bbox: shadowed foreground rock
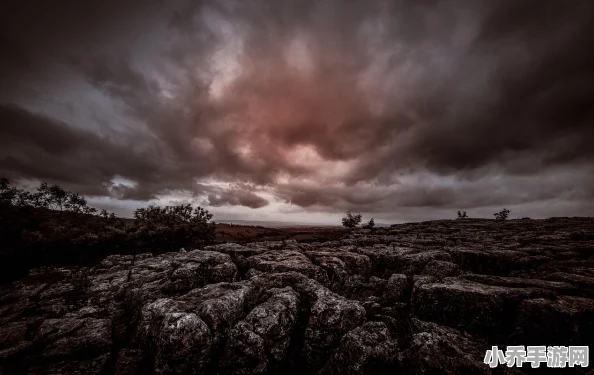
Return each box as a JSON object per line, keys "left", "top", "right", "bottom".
{"left": 1, "top": 217, "right": 593, "bottom": 374}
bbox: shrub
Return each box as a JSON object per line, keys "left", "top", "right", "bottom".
{"left": 0, "top": 177, "right": 17, "bottom": 205}
{"left": 362, "top": 218, "right": 375, "bottom": 229}
{"left": 342, "top": 211, "right": 362, "bottom": 229}
{"left": 0, "top": 178, "right": 217, "bottom": 283}
{"left": 131, "top": 204, "right": 215, "bottom": 250}
{"left": 457, "top": 211, "right": 468, "bottom": 219}
{"left": 494, "top": 208, "right": 510, "bottom": 221}
{"left": 1, "top": 178, "right": 103, "bottom": 214}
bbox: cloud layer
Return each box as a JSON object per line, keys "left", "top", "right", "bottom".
{"left": 1, "top": 0, "right": 593, "bottom": 221}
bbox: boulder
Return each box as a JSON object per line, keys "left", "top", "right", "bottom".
{"left": 320, "top": 321, "right": 398, "bottom": 374}
{"left": 420, "top": 260, "right": 461, "bottom": 279}
{"left": 220, "top": 287, "right": 300, "bottom": 374}
{"left": 412, "top": 278, "right": 555, "bottom": 340}
{"left": 404, "top": 319, "right": 492, "bottom": 375}
{"left": 514, "top": 295, "right": 594, "bottom": 345}
{"left": 245, "top": 251, "right": 328, "bottom": 285}
{"left": 383, "top": 274, "right": 410, "bottom": 303}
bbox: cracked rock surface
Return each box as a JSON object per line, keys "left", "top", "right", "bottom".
{"left": 1, "top": 218, "right": 593, "bottom": 374}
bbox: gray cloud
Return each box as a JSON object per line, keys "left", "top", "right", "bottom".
{"left": 208, "top": 190, "right": 269, "bottom": 209}
{"left": 1, "top": 0, "right": 593, "bottom": 218}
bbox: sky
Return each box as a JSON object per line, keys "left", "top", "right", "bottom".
{"left": 1, "top": 0, "right": 593, "bottom": 224}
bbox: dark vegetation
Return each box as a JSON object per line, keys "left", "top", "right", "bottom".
{"left": 0, "top": 178, "right": 215, "bottom": 284}
{"left": 494, "top": 208, "right": 511, "bottom": 220}
{"left": 341, "top": 210, "right": 362, "bottom": 229}
{"left": 362, "top": 217, "right": 375, "bottom": 229}
{"left": 0, "top": 178, "right": 349, "bottom": 284}
{"left": 341, "top": 211, "right": 376, "bottom": 230}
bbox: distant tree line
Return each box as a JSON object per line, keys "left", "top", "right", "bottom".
{"left": 340, "top": 206, "right": 515, "bottom": 229}
{"left": 0, "top": 178, "right": 216, "bottom": 283}
{"left": 1, "top": 178, "right": 111, "bottom": 216}
{"left": 456, "top": 208, "right": 511, "bottom": 220}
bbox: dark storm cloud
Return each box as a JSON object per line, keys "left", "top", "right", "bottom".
{"left": 275, "top": 163, "right": 594, "bottom": 214}
{"left": 342, "top": 0, "right": 594, "bottom": 180}
{"left": 1, "top": 0, "right": 593, "bottom": 215}
{"left": 0, "top": 103, "right": 266, "bottom": 205}
{"left": 0, "top": 0, "right": 161, "bottom": 93}
{"left": 207, "top": 190, "right": 269, "bottom": 209}
{"left": 0, "top": 103, "right": 156, "bottom": 194}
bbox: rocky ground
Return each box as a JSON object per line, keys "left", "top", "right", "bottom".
{"left": 1, "top": 218, "right": 593, "bottom": 374}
